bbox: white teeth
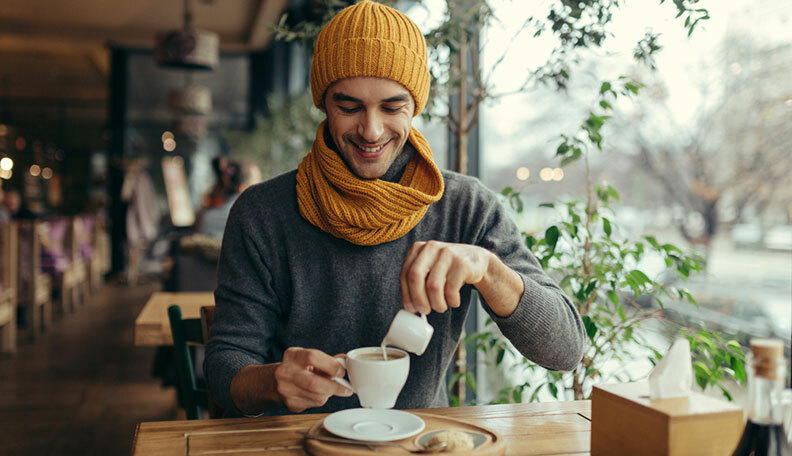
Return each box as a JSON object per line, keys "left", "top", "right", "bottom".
{"left": 358, "top": 143, "right": 385, "bottom": 153}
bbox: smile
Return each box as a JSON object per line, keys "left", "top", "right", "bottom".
{"left": 353, "top": 139, "right": 391, "bottom": 158}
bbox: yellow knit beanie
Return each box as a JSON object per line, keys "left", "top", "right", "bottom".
{"left": 310, "top": 0, "right": 431, "bottom": 116}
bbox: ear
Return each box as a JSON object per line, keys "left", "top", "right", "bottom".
{"left": 318, "top": 92, "right": 328, "bottom": 114}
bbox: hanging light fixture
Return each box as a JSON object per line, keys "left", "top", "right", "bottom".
{"left": 168, "top": 85, "right": 212, "bottom": 115}
{"left": 155, "top": 0, "right": 219, "bottom": 70}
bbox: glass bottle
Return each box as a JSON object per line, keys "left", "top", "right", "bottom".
{"left": 732, "top": 338, "right": 792, "bottom": 456}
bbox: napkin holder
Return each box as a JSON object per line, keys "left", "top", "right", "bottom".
{"left": 591, "top": 382, "right": 743, "bottom": 456}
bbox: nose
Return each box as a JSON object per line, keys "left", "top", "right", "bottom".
{"left": 357, "top": 110, "right": 385, "bottom": 143}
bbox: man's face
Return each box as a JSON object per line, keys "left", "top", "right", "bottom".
{"left": 323, "top": 77, "right": 415, "bottom": 179}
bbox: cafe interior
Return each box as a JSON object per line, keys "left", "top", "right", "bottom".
{"left": 1, "top": 0, "right": 790, "bottom": 455}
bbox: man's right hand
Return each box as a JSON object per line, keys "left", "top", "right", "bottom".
{"left": 273, "top": 347, "right": 353, "bottom": 413}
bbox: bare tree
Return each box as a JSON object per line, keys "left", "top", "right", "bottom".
{"left": 626, "top": 35, "right": 792, "bottom": 256}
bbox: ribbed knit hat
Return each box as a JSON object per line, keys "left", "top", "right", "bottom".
{"left": 310, "top": 0, "right": 431, "bottom": 117}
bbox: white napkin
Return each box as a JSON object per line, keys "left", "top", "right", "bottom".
{"left": 649, "top": 338, "right": 693, "bottom": 399}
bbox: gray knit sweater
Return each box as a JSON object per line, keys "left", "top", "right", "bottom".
{"left": 205, "top": 148, "right": 585, "bottom": 417}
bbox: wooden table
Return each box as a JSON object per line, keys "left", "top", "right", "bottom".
{"left": 132, "top": 401, "right": 592, "bottom": 455}
{"left": 134, "top": 291, "right": 215, "bottom": 346}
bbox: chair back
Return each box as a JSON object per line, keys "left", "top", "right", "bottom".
{"left": 0, "top": 222, "right": 18, "bottom": 293}
{"left": 200, "top": 306, "right": 214, "bottom": 345}
{"left": 168, "top": 304, "right": 209, "bottom": 420}
{"left": 0, "top": 222, "right": 18, "bottom": 354}
{"left": 199, "top": 305, "right": 225, "bottom": 418}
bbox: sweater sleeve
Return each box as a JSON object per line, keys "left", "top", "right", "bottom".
{"left": 203, "top": 195, "right": 284, "bottom": 416}
{"left": 474, "top": 185, "right": 586, "bottom": 371}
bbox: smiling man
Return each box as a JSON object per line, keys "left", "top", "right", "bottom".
{"left": 205, "top": 0, "right": 585, "bottom": 417}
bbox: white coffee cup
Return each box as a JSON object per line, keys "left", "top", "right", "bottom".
{"left": 382, "top": 310, "right": 434, "bottom": 355}
{"left": 332, "top": 347, "right": 410, "bottom": 409}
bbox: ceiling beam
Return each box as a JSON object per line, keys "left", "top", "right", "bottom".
{"left": 0, "top": 34, "right": 105, "bottom": 56}
{"left": 0, "top": 20, "right": 252, "bottom": 52}
{"left": 88, "top": 49, "right": 111, "bottom": 80}
{"left": 247, "top": 0, "right": 289, "bottom": 49}
{"left": 0, "top": 85, "right": 106, "bottom": 102}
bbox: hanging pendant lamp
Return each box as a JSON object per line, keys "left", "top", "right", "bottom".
{"left": 155, "top": 0, "right": 218, "bottom": 70}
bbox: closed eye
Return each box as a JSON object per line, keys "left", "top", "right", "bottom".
{"left": 383, "top": 105, "right": 407, "bottom": 113}
{"left": 338, "top": 106, "right": 361, "bottom": 113}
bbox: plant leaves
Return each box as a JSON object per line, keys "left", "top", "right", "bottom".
{"left": 582, "top": 315, "right": 598, "bottom": 340}
{"left": 603, "top": 217, "right": 612, "bottom": 236}
{"left": 545, "top": 226, "right": 559, "bottom": 251}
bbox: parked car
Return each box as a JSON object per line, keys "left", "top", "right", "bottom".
{"left": 764, "top": 225, "right": 792, "bottom": 251}
{"left": 730, "top": 223, "right": 762, "bottom": 249}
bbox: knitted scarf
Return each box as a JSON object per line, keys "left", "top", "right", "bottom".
{"left": 296, "top": 121, "right": 444, "bottom": 246}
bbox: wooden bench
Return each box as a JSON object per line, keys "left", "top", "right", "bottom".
{"left": 18, "top": 220, "right": 52, "bottom": 340}
{"left": 0, "top": 222, "right": 18, "bottom": 354}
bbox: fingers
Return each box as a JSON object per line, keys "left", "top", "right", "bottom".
{"left": 276, "top": 348, "right": 353, "bottom": 413}
{"left": 425, "top": 248, "right": 452, "bottom": 313}
{"left": 401, "top": 242, "right": 489, "bottom": 314}
{"left": 401, "top": 241, "right": 434, "bottom": 314}
{"left": 400, "top": 241, "right": 426, "bottom": 313}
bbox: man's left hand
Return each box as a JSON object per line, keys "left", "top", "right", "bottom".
{"left": 400, "top": 241, "right": 494, "bottom": 314}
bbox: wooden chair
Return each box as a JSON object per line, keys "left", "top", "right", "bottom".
{"left": 200, "top": 305, "right": 224, "bottom": 418}
{"left": 17, "top": 221, "right": 52, "bottom": 340}
{"left": 168, "top": 304, "right": 210, "bottom": 420}
{"left": 0, "top": 222, "right": 18, "bottom": 354}
{"left": 69, "top": 216, "right": 90, "bottom": 300}
{"left": 80, "top": 214, "right": 105, "bottom": 293}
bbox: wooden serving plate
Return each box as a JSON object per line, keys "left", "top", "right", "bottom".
{"left": 304, "top": 412, "right": 506, "bottom": 455}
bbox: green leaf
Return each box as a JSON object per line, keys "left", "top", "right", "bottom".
{"left": 585, "top": 279, "right": 598, "bottom": 296}
{"left": 618, "top": 305, "right": 627, "bottom": 322}
{"left": 448, "top": 372, "right": 464, "bottom": 390}
{"left": 599, "top": 100, "right": 612, "bottom": 110}
{"left": 556, "top": 142, "right": 570, "bottom": 156}
{"left": 545, "top": 226, "right": 559, "bottom": 251}
{"left": 547, "top": 382, "right": 558, "bottom": 399}
{"left": 512, "top": 388, "right": 522, "bottom": 403}
{"left": 465, "top": 371, "right": 477, "bottom": 392}
{"left": 603, "top": 217, "right": 612, "bottom": 236}
{"left": 582, "top": 315, "right": 598, "bottom": 340}
{"left": 607, "top": 290, "right": 619, "bottom": 306}
{"left": 496, "top": 347, "right": 505, "bottom": 365}
{"left": 539, "top": 203, "right": 555, "bottom": 208}
{"left": 501, "top": 186, "right": 514, "bottom": 196}
{"left": 600, "top": 81, "right": 612, "bottom": 94}
{"left": 525, "top": 235, "right": 537, "bottom": 250}
{"left": 626, "top": 270, "right": 651, "bottom": 286}
{"left": 731, "top": 356, "right": 746, "bottom": 383}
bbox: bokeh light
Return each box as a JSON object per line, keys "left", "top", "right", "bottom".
{"left": 0, "top": 157, "right": 13, "bottom": 171}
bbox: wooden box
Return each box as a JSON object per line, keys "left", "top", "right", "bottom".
{"left": 591, "top": 382, "right": 743, "bottom": 456}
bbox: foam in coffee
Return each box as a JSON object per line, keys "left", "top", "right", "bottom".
{"left": 355, "top": 351, "right": 406, "bottom": 361}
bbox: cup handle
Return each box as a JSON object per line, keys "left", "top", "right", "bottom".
{"left": 331, "top": 357, "right": 354, "bottom": 392}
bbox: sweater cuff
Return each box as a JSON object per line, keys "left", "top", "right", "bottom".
{"left": 487, "top": 273, "right": 559, "bottom": 341}
{"left": 207, "top": 349, "right": 259, "bottom": 417}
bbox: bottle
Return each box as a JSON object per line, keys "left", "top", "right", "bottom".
{"left": 732, "top": 338, "right": 792, "bottom": 456}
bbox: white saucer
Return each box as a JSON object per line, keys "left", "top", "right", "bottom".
{"left": 323, "top": 408, "right": 425, "bottom": 442}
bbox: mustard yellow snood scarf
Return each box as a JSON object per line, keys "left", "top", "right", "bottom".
{"left": 296, "top": 121, "right": 444, "bottom": 246}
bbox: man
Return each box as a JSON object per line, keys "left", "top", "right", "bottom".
{"left": 205, "top": 0, "right": 585, "bottom": 417}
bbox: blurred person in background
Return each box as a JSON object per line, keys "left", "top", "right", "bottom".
{"left": 3, "top": 189, "right": 37, "bottom": 219}
{"left": 195, "top": 160, "right": 262, "bottom": 240}
{"left": 201, "top": 156, "right": 231, "bottom": 209}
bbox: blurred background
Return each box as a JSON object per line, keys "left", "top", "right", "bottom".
{"left": 0, "top": 0, "right": 789, "bottom": 452}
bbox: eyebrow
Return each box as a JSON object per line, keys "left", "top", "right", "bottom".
{"left": 331, "top": 92, "right": 410, "bottom": 104}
